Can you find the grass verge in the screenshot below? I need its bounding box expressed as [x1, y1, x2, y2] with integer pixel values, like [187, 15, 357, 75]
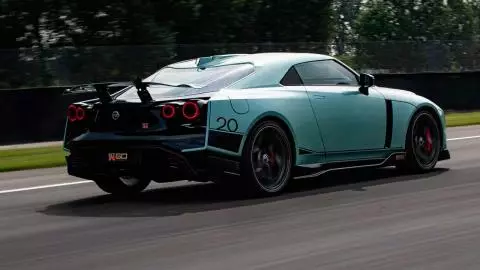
[445, 111, 480, 127]
[0, 111, 480, 173]
[0, 146, 66, 173]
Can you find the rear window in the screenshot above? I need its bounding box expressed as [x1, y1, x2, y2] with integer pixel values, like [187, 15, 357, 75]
[147, 63, 254, 89]
[116, 63, 255, 100]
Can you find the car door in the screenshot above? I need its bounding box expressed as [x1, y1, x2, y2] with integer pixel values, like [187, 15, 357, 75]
[294, 60, 387, 159]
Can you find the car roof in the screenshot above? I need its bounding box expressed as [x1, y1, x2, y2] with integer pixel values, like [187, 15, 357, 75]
[167, 52, 334, 69]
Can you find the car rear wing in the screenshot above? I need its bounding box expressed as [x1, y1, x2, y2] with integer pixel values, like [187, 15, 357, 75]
[63, 78, 160, 104]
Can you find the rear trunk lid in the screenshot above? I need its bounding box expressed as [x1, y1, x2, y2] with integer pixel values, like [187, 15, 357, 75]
[90, 102, 162, 133]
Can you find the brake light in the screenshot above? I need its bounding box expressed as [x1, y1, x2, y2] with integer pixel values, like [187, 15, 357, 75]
[161, 104, 176, 119]
[160, 100, 205, 122]
[76, 106, 85, 121]
[182, 101, 200, 121]
[67, 104, 87, 122]
[67, 105, 77, 122]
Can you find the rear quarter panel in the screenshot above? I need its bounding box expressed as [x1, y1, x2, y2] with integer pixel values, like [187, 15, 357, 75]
[207, 87, 326, 165]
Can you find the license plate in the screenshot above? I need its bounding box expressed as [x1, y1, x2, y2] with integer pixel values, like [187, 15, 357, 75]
[108, 152, 129, 162]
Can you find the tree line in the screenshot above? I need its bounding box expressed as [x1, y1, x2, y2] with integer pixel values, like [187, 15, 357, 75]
[1, 0, 479, 88]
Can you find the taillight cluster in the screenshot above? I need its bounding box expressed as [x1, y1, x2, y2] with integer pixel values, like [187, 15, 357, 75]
[159, 100, 205, 122]
[67, 104, 87, 122]
[161, 104, 176, 119]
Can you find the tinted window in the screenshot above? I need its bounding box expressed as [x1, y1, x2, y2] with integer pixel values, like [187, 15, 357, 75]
[280, 66, 303, 86]
[294, 60, 358, 86]
[116, 63, 255, 100]
[147, 63, 255, 89]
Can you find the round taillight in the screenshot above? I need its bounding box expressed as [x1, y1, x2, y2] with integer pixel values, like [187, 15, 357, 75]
[76, 106, 85, 121]
[67, 104, 87, 122]
[162, 104, 176, 119]
[67, 105, 77, 122]
[182, 101, 200, 121]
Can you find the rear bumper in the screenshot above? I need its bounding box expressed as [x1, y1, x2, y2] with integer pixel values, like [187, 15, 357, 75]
[65, 135, 240, 182]
[438, 149, 450, 161]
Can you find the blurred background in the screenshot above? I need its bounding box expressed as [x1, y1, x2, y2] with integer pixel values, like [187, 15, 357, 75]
[2, 0, 480, 145]
[1, 0, 480, 89]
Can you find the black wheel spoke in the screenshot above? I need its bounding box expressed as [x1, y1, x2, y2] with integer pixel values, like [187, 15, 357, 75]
[266, 165, 273, 181]
[411, 113, 439, 168]
[250, 124, 291, 192]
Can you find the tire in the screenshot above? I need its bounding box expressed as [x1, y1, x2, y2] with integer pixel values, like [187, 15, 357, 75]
[240, 120, 293, 195]
[94, 176, 151, 197]
[396, 110, 441, 173]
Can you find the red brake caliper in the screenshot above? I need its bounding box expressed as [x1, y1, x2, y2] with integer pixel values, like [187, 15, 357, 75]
[269, 150, 276, 166]
[425, 127, 433, 153]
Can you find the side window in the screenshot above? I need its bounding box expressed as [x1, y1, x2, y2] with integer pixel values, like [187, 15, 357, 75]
[294, 60, 358, 86]
[280, 66, 303, 86]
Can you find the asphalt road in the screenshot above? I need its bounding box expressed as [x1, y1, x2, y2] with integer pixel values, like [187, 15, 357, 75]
[1, 126, 480, 270]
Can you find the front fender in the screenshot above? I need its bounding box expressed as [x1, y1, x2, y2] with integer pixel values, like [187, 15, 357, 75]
[411, 102, 448, 151]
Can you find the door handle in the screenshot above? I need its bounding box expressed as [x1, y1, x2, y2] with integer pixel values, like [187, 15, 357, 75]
[312, 94, 326, 99]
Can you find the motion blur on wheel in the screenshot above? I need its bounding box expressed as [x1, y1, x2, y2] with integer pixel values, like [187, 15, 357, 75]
[63, 53, 451, 197]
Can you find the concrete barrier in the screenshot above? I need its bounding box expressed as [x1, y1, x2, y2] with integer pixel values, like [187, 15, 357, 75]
[374, 72, 480, 111]
[0, 84, 124, 145]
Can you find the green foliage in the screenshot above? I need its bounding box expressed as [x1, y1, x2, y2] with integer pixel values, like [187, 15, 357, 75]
[2, 0, 480, 87]
[335, 54, 358, 69]
[332, 0, 362, 54]
[354, 0, 478, 72]
[256, 0, 333, 43]
[0, 0, 334, 88]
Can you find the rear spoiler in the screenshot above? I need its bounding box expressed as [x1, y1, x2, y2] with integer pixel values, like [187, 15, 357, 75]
[63, 78, 160, 104]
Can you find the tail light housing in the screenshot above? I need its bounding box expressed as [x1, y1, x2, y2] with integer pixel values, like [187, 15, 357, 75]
[182, 101, 200, 121]
[161, 104, 176, 119]
[159, 99, 207, 123]
[67, 104, 87, 122]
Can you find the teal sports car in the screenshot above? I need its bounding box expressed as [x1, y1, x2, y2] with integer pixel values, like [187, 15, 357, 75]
[63, 52, 450, 196]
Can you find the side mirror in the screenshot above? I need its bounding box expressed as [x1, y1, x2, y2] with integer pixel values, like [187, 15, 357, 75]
[359, 73, 375, 95]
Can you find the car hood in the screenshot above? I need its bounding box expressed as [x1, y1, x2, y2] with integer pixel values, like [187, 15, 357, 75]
[375, 86, 418, 101]
[375, 86, 442, 111]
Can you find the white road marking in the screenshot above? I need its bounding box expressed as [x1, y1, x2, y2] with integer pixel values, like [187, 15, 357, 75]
[448, 135, 480, 141]
[0, 180, 92, 195]
[1, 134, 480, 195]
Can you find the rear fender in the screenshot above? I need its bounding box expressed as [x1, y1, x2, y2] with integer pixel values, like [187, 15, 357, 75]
[207, 88, 326, 165]
[206, 96, 247, 156]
